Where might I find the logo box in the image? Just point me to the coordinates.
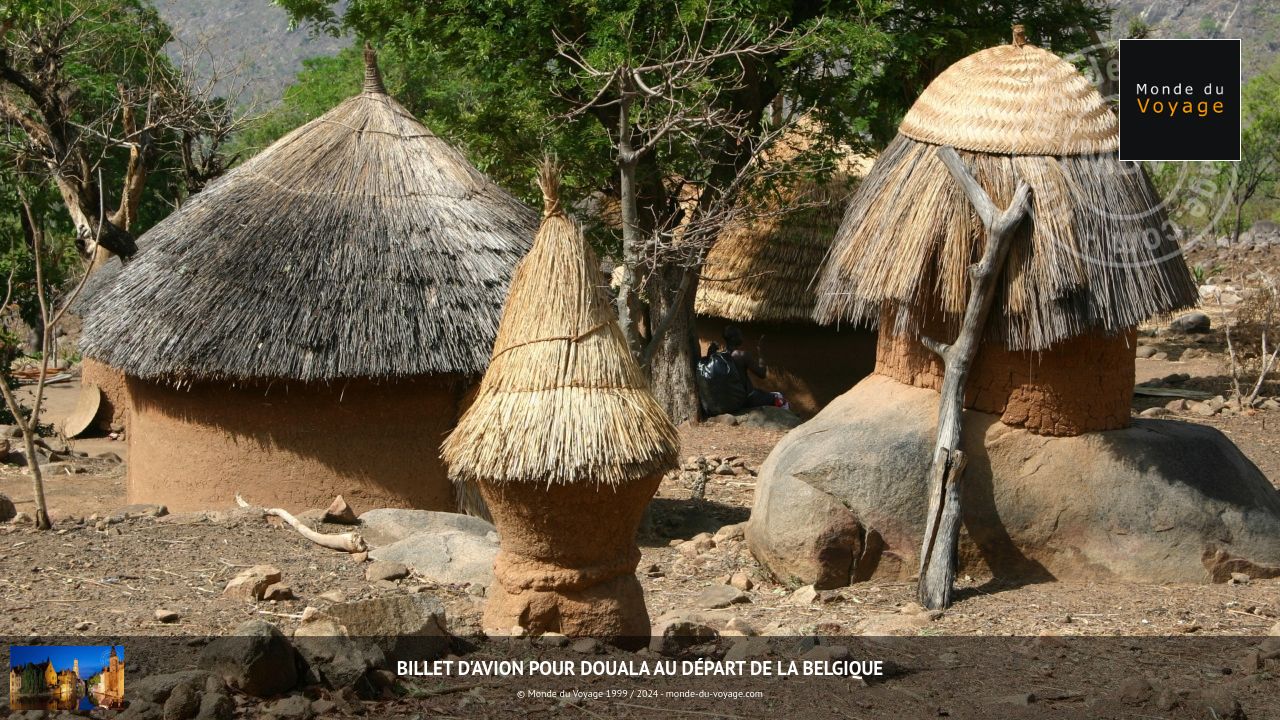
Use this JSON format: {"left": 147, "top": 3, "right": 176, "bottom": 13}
{"left": 1118, "top": 38, "right": 1241, "bottom": 162}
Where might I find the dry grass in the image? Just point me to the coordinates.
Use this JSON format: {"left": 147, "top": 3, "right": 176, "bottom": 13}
{"left": 80, "top": 50, "right": 537, "bottom": 382}
{"left": 442, "top": 164, "right": 679, "bottom": 486}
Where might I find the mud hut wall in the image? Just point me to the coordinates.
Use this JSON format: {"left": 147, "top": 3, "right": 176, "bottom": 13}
{"left": 696, "top": 318, "right": 876, "bottom": 416}
{"left": 81, "top": 358, "right": 131, "bottom": 432}
{"left": 125, "top": 375, "right": 465, "bottom": 512}
{"left": 874, "top": 316, "right": 1136, "bottom": 436}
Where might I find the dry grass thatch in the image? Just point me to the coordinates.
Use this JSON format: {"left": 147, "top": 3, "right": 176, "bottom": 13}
{"left": 813, "top": 43, "right": 1197, "bottom": 351}
{"left": 442, "top": 164, "right": 679, "bottom": 486}
{"left": 695, "top": 129, "right": 872, "bottom": 324}
{"left": 79, "top": 48, "right": 537, "bottom": 383}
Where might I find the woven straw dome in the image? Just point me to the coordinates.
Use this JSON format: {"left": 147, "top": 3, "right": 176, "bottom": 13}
{"left": 79, "top": 48, "right": 536, "bottom": 383}
{"left": 443, "top": 165, "right": 679, "bottom": 487}
{"left": 899, "top": 42, "right": 1118, "bottom": 156}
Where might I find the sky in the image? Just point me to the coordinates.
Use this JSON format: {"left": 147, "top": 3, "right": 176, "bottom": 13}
{"left": 8, "top": 646, "right": 124, "bottom": 679}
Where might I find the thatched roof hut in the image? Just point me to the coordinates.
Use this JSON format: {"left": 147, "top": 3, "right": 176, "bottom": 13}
{"left": 77, "top": 47, "right": 537, "bottom": 512}
{"left": 693, "top": 131, "right": 876, "bottom": 415}
{"left": 814, "top": 40, "right": 1197, "bottom": 351}
{"left": 443, "top": 165, "right": 678, "bottom": 486}
{"left": 812, "top": 36, "right": 1198, "bottom": 436}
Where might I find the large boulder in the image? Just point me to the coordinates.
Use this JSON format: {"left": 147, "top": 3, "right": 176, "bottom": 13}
{"left": 747, "top": 375, "right": 1280, "bottom": 587}
{"left": 358, "top": 509, "right": 495, "bottom": 547}
{"left": 369, "top": 530, "right": 497, "bottom": 588}
{"left": 198, "top": 619, "right": 298, "bottom": 697}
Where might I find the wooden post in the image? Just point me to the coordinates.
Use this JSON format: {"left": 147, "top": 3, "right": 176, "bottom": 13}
{"left": 916, "top": 146, "right": 1031, "bottom": 610}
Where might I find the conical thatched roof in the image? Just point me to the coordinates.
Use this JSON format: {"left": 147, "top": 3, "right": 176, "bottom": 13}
{"left": 442, "top": 165, "right": 679, "bottom": 486}
{"left": 814, "top": 38, "right": 1197, "bottom": 351}
{"left": 695, "top": 128, "right": 872, "bottom": 324}
{"left": 79, "top": 47, "right": 537, "bottom": 382}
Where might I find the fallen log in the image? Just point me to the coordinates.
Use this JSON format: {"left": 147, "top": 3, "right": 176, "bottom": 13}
{"left": 917, "top": 146, "right": 1031, "bottom": 610}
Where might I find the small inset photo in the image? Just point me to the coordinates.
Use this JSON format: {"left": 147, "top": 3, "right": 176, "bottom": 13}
{"left": 8, "top": 645, "right": 125, "bottom": 713}
{"left": 1119, "top": 38, "right": 1242, "bottom": 161}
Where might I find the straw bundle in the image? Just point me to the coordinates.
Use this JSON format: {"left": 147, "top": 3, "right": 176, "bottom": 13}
{"left": 813, "top": 42, "right": 1197, "bottom": 351}
{"left": 442, "top": 164, "right": 679, "bottom": 486}
{"left": 79, "top": 47, "right": 537, "bottom": 382}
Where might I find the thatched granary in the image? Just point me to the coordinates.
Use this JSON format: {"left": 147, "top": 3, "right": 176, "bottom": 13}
{"left": 695, "top": 139, "right": 876, "bottom": 416}
{"left": 813, "top": 39, "right": 1198, "bottom": 435}
{"left": 443, "top": 165, "right": 678, "bottom": 644}
{"left": 748, "top": 36, "right": 1280, "bottom": 590}
{"left": 78, "top": 48, "right": 536, "bottom": 512}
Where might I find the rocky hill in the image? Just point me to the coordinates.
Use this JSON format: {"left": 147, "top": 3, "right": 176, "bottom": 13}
{"left": 1112, "top": 0, "right": 1279, "bottom": 76}
{"left": 154, "top": 0, "right": 349, "bottom": 104}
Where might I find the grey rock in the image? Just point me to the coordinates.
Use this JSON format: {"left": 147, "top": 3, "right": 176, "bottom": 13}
{"left": 649, "top": 614, "right": 718, "bottom": 655}
{"left": 747, "top": 375, "right": 1280, "bottom": 588}
{"left": 162, "top": 682, "right": 201, "bottom": 719}
{"left": 357, "top": 509, "right": 494, "bottom": 548}
{"left": 1135, "top": 345, "right": 1158, "bottom": 359}
{"left": 109, "top": 503, "right": 168, "bottom": 521}
{"left": 263, "top": 695, "right": 314, "bottom": 720}
{"left": 707, "top": 413, "right": 738, "bottom": 426}
{"left": 0, "top": 493, "right": 14, "bottom": 522}
{"left": 154, "top": 608, "right": 181, "bottom": 623}
{"left": 223, "top": 565, "right": 282, "bottom": 601}
{"left": 723, "top": 637, "right": 773, "bottom": 662}
{"left": 570, "top": 638, "right": 603, "bottom": 654}
{"left": 195, "top": 693, "right": 233, "bottom": 720}
{"left": 323, "top": 593, "right": 449, "bottom": 662}
{"left": 293, "top": 616, "right": 383, "bottom": 690}
{"left": 199, "top": 620, "right": 298, "bottom": 697}
{"left": 1169, "top": 311, "right": 1211, "bottom": 334}
{"left": 131, "top": 670, "right": 220, "bottom": 705}
{"left": 323, "top": 495, "right": 359, "bottom": 525}
{"left": 369, "top": 529, "right": 496, "bottom": 588}
{"left": 364, "top": 561, "right": 409, "bottom": 583}
{"left": 737, "top": 406, "right": 803, "bottom": 430}
{"left": 697, "top": 584, "right": 750, "bottom": 609}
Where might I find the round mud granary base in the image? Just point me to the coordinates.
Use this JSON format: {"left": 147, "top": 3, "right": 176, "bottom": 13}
{"left": 875, "top": 323, "right": 1137, "bottom": 436}
{"left": 478, "top": 476, "right": 660, "bottom": 648}
{"left": 126, "top": 376, "right": 468, "bottom": 512}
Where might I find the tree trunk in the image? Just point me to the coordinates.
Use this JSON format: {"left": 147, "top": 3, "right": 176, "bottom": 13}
{"left": 917, "top": 147, "right": 1031, "bottom": 610}
{"left": 646, "top": 266, "right": 700, "bottom": 423}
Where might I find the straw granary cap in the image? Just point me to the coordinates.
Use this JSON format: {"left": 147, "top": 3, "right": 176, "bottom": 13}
{"left": 813, "top": 36, "right": 1197, "bottom": 351}
{"left": 442, "top": 163, "right": 679, "bottom": 486}
{"left": 79, "top": 48, "right": 536, "bottom": 382}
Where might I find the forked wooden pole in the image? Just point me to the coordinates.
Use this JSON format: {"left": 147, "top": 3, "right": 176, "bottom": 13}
{"left": 917, "top": 146, "right": 1031, "bottom": 610}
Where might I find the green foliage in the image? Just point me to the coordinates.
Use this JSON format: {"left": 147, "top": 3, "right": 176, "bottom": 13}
{"left": 269, "top": 0, "right": 1108, "bottom": 207}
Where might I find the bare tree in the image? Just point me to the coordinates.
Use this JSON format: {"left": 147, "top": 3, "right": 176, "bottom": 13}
{"left": 0, "top": 187, "right": 93, "bottom": 530}
{"left": 553, "top": 7, "right": 818, "bottom": 420}
{"left": 0, "top": 5, "right": 255, "bottom": 266}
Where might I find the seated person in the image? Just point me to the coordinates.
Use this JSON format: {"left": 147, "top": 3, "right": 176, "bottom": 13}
{"left": 697, "top": 325, "right": 788, "bottom": 415}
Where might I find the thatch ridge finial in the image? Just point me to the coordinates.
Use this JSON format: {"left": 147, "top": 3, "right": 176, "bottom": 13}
{"left": 1012, "top": 24, "right": 1027, "bottom": 47}
{"left": 538, "top": 157, "right": 564, "bottom": 218}
{"left": 363, "top": 41, "right": 387, "bottom": 94}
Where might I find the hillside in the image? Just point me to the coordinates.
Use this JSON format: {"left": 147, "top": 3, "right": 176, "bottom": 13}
{"left": 1112, "top": 0, "right": 1280, "bottom": 76}
{"left": 154, "top": 0, "right": 349, "bottom": 104}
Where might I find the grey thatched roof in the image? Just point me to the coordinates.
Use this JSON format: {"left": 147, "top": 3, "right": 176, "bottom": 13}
{"left": 80, "top": 50, "right": 537, "bottom": 383}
